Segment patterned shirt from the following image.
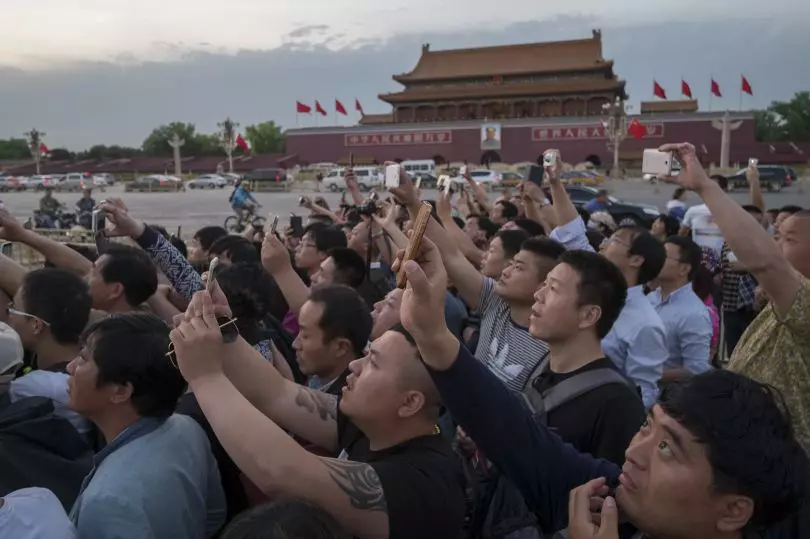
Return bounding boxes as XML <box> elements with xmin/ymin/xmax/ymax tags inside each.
<box><xmin>720</xmin><ymin>242</ymin><xmax>757</xmax><ymax>311</ymax></box>
<box><xmin>728</xmin><ymin>276</ymin><xmax>810</xmax><ymax>452</ymax></box>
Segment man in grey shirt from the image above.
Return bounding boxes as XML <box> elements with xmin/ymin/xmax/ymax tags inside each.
<box><xmin>67</xmin><ymin>313</ymin><xmax>225</xmax><ymax>539</ymax></box>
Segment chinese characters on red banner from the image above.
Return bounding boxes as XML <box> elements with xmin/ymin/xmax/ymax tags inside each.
<box><xmin>531</xmin><ymin>123</ymin><xmax>665</xmax><ymax>141</ymax></box>
<box><xmin>345</xmin><ymin>131</ymin><xmax>453</xmax><ymax>147</ymax></box>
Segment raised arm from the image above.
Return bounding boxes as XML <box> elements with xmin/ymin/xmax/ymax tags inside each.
<box><xmin>172</xmin><ymin>313</ymin><xmax>387</xmax><ymax>538</ymax></box>
<box><xmin>0</xmin><ymin>253</ymin><xmax>26</xmax><ymax>297</ymax></box>
<box><xmin>0</xmin><ymin>209</ymin><xmax>92</xmax><ymax>276</ymax></box>
<box><xmin>260</xmin><ymin>232</ymin><xmax>311</xmax><ymax>317</ymax></box>
<box><xmin>662</xmin><ymin>143</ymin><xmax>801</xmax><ymax>317</ymax></box>
<box><xmin>434</xmin><ymin>192</ymin><xmax>486</xmax><ymax>267</ymax></box>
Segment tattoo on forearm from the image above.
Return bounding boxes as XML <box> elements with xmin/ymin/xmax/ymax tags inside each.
<box><xmin>294</xmin><ymin>388</ymin><xmax>337</xmax><ymax>421</ymax></box>
<box><xmin>322</xmin><ymin>459</ymin><xmax>388</xmax><ymax>512</ymax></box>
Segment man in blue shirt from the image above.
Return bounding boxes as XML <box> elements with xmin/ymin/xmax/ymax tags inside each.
<box><xmin>583</xmin><ymin>189</ymin><xmax>610</xmax><ymax>213</ymax></box>
<box><xmin>395</xmin><ymin>235</ymin><xmax>807</xmax><ymax>539</ymax></box>
<box><xmin>67</xmin><ymin>313</ymin><xmax>226</xmax><ymax>539</ymax></box>
<box><xmin>230</xmin><ymin>182</ymin><xmax>259</xmax><ymax>222</ymax></box>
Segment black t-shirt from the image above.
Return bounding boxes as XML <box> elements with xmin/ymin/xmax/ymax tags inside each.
<box><xmin>337</xmin><ymin>407</ymin><xmax>466</xmax><ymax>539</ymax></box>
<box><xmin>533</xmin><ymin>358</ymin><xmax>645</xmax><ymax>465</ymax></box>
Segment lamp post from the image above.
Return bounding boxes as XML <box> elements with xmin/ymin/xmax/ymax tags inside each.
<box><xmin>168</xmin><ymin>134</ymin><xmax>185</xmax><ymax>177</ymax></box>
<box><xmin>602</xmin><ymin>97</ymin><xmax>630</xmax><ymax>180</ymax></box>
<box><xmin>218</xmin><ymin>118</ymin><xmax>239</xmax><ymax>173</ymax></box>
<box><xmin>25</xmin><ymin>128</ymin><xmax>46</xmax><ymax>175</ymax></box>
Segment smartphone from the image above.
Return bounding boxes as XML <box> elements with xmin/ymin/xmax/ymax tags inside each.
<box><xmin>290</xmin><ymin>214</ymin><xmax>304</xmax><ymax>237</ymax></box>
<box><xmin>91</xmin><ymin>209</ymin><xmax>105</xmax><ymax>235</ymax></box>
<box><xmin>748</xmin><ymin>158</ymin><xmax>759</xmax><ymax>168</ymax></box>
<box><xmin>176</xmin><ymin>226</ymin><xmax>182</xmax><ymax>238</ymax></box>
<box><xmin>727</xmin><ymin>251</ymin><xmax>738</xmax><ymax>263</ymax></box>
<box><xmin>642</xmin><ymin>149</ymin><xmax>675</xmax><ymax>177</ymax></box>
<box><xmin>269</xmin><ymin>215</ymin><xmax>279</xmax><ymax>235</ymax></box>
<box><xmin>459</xmin><ymin>165</ymin><xmax>468</xmax><ymax>177</ymax></box>
<box><xmin>396</xmin><ymin>201</ymin><xmax>432</xmax><ymax>289</ymax></box>
<box><xmin>94</xmin><ymin>231</ymin><xmax>110</xmax><ymax>255</ymax></box>
<box><xmin>384</xmin><ymin>164</ymin><xmax>401</xmax><ymax>189</ymax></box>
<box><xmin>528</xmin><ymin>165</ymin><xmax>544</xmax><ymax>187</ymax></box>
<box><xmin>207</xmin><ymin>257</ymin><xmax>220</xmax><ymax>292</ymax></box>
<box><xmin>543</xmin><ymin>150</ymin><xmax>558</xmax><ymax>167</ymax></box>
<box><xmin>414</xmin><ymin>177</ymin><xmax>422</xmax><ymax>190</ymax></box>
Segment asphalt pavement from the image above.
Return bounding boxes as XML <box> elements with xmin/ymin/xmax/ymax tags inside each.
<box><xmin>2</xmin><ymin>180</ymin><xmax>807</xmax><ymax>237</ymax></box>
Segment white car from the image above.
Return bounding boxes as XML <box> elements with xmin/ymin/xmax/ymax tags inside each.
<box><xmin>323</xmin><ymin>167</ymin><xmax>383</xmax><ymax>192</ymax></box>
<box><xmin>187</xmin><ymin>174</ymin><xmax>228</xmax><ymax>189</ymax></box>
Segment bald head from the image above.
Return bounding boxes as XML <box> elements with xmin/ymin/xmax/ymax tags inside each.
<box><xmin>778</xmin><ymin>211</ymin><xmax>810</xmax><ymax>279</ymax></box>
<box><xmin>388</xmin><ymin>327</ymin><xmax>442</xmax><ymax>417</ymax></box>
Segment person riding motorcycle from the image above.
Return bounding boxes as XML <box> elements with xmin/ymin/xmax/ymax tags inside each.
<box><xmin>37</xmin><ymin>188</ymin><xmax>62</xmax><ymax>228</ymax></box>
<box><xmin>229</xmin><ymin>181</ymin><xmax>259</xmax><ymax>222</ymax></box>
<box><xmin>75</xmin><ymin>187</ymin><xmax>96</xmax><ymax>229</ymax></box>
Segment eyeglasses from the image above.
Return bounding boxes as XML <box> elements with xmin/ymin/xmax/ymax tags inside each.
<box><xmin>165</xmin><ymin>317</ymin><xmax>239</xmax><ymax>369</ymax></box>
<box><xmin>5</xmin><ymin>303</ymin><xmax>51</xmax><ymax>326</ymax></box>
<box><xmin>601</xmin><ymin>236</ymin><xmax>631</xmax><ymax>249</ymax></box>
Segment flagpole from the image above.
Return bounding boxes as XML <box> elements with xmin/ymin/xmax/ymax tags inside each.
<box><xmin>709</xmin><ymin>75</ymin><xmax>713</xmax><ymax>112</ymax></box>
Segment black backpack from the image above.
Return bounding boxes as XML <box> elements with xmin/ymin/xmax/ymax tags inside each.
<box><xmin>464</xmin><ymin>355</ymin><xmax>637</xmax><ymax>539</ymax></box>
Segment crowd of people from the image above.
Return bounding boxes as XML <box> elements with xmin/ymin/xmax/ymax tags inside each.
<box><xmin>0</xmin><ymin>141</ymin><xmax>808</xmax><ymax>539</ymax></box>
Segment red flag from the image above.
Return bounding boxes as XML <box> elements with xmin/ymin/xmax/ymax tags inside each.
<box><xmin>681</xmin><ymin>80</ymin><xmax>693</xmax><ymax>99</ymax></box>
<box><xmin>653</xmin><ymin>80</ymin><xmax>667</xmax><ymax>100</ymax></box>
<box><xmin>39</xmin><ymin>143</ymin><xmax>50</xmax><ymax>154</ymax></box>
<box><xmin>296</xmin><ymin>101</ymin><xmax>312</xmax><ymax>114</ymax></box>
<box><xmin>711</xmin><ymin>79</ymin><xmax>722</xmax><ymax>98</ymax></box>
<box><xmin>741</xmin><ymin>75</ymin><xmax>753</xmax><ymax>96</ymax></box>
<box><xmin>627</xmin><ymin>118</ymin><xmax>648</xmax><ymax>140</ymax></box>
<box><xmin>335</xmin><ymin>99</ymin><xmax>347</xmax><ymax>116</ymax></box>
<box><xmin>355</xmin><ymin>98</ymin><xmax>364</xmax><ymax>115</ymax></box>
<box><xmin>235</xmin><ymin>134</ymin><xmax>249</xmax><ymax>152</ymax></box>
<box><xmin>315</xmin><ymin>101</ymin><xmax>327</xmax><ymax>116</ymax></box>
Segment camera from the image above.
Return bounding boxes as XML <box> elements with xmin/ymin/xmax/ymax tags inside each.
<box><xmin>357</xmin><ymin>200</ymin><xmax>378</xmax><ymax>217</ymax></box>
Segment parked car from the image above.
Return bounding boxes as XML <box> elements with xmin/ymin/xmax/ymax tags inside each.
<box><xmin>219</xmin><ymin>172</ymin><xmax>241</xmax><ymax>185</ymax></box>
<box><xmin>323</xmin><ymin>167</ymin><xmax>383</xmax><ymax>192</ymax></box>
<box><xmin>243</xmin><ymin>168</ymin><xmax>288</xmax><ymax>183</ymax></box>
<box><xmin>727</xmin><ymin>165</ymin><xmax>797</xmax><ymax>192</ymax></box>
<box><xmin>0</xmin><ymin>175</ymin><xmax>26</xmax><ymax>192</ymax></box>
<box><xmin>57</xmin><ymin>173</ymin><xmax>94</xmax><ymax>191</ymax></box>
<box><xmin>500</xmin><ymin>171</ymin><xmax>524</xmax><ymax>188</ymax></box>
<box><xmin>129</xmin><ymin>175</ymin><xmax>183</xmax><ymax>191</ymax></box>
<box><xmin>545</xmin><ymin>184</ymin><xmax>661</xmax><ymax>228</ymax></box>
<box><xmin>93</xmin><ymin>173</ymin><xmax>117</xmax><ymax>186</ymax></box>
<box><xmin>468</xmin><ymin>169</ymin><xmax>502</xmax><ymax>186</ymax></box>
<box><xmin>187</xmin><ymin>174</ymin><xmax>228</xmax><ymax>189</ymax></box>
<box><xmin>561</xmin><ymin>170</ymin><xmax>606</xmax><ymax>186</ymax></box>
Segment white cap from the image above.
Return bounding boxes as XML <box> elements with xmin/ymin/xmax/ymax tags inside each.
<box><xmin>0</xmin><ymin>322</ymin><xmax>24</xmax><ymax>376</ymax></box>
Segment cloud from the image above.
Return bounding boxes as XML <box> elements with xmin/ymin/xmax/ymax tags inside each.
<box><xmin>0</xmin><ymin>15</ymin><xmax>807</xmax><ymax>151</ymax></box>
<box><xmin>287</xmin><ymin>25</ymin><xmax>331</xmax><ymax>39</ymax></box>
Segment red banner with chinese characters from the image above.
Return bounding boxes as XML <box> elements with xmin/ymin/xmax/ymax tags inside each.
<box><xmin>345</xmin><ymin>131</ymin><xmax>453</xmax><ymax>147</ymax></box>
<box><xmin>532</xmin><ymin>123</ymin><xmax>664</xmax><ymax>142</ymax></box>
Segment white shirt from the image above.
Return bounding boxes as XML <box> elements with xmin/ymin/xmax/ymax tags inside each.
<box><xmin>682</xmin><ymin>204</ymin><xmax>724</xmax><ymax>254</ymax></box>
<box><xmin>666</xmin><ymin>199</ymin><xmax>686</xmax><ymax>212</ymax></box>
<box><xmin>0</xmin><ymin>488</ymin><xmax>76</xmax><ymax>539</ymax></box>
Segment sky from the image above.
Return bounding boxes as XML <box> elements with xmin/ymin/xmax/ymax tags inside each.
<box><xmin>1</xmin><ymin>0</ymin><xmax>809</xmax><ymax>150</ymax></box>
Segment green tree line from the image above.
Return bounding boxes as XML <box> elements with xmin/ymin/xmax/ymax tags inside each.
<box><xmin>754</xmin><ymin>92</ymin><xmax>810</xmax><ymax>142</ymax></box>
<box><xmin>0</xmin><ymin>121</ymin><xmax>285</xmax><ymax>160</ymax></box>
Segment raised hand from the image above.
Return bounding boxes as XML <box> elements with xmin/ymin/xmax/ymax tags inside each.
<box><xmin>169</xmin><ymin>291</ymin><xmax>226</xmax><ymax>383</ymax></box>
<box><xmin>388</xmin><ymin>165</ymin><xmax>420</xmax><ymax>209</ymax></box>
<box><xmin>261</xmin><ymin>231</ymin><xmax>294</xmax><ymax>276</ymax></box>
<box><xmin>657</xmin><ymin>143</ymin><xmax>713</xmax><ymax>193</ymax></box>
<box><xmin>543</xmin><ymin>148</ymin><xmax>562</xmax><ymax>185</ymax></box>
<box><xmin>0</xmin><ymin>207</ymin><xmax>26</xmax><ymax>241</ymax></box>
<box><xmin>97</xmin><ymin>198</ymin><xmax>146</xmax><ymax>238</ymax></box>
<box><xmin>391</xmin><ymin>235</ymin><xmax>448</xmax><ymax>341</ymax></box>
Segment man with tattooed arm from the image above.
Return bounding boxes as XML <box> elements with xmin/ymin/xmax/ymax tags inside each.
<box><xmin>169</xmin><ymin>284</ymin><xmax>465</xmax><ymax>539</ymax></box>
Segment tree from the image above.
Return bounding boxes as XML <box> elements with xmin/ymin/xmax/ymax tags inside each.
<box><xmin>0</xmin><ymin>138</ymin><xmax>31</xmax><ymax>160</ymax></box>
<box><xmin>753</xmin><ymin>92</ymin><xmax>810</xmax><ymax>142</ymax></box>
<box><xmin>142</xmin><ymin>122</ymin><xmax>200</xmax><ymax>156</ymax></box>
<box><xmin>245</xmin><ymin>121</ymin><xmax>286</xmax><ymax>154</ymax></box>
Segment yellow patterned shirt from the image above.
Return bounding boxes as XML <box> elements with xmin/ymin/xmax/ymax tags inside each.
<box><xmin>729</xmin><ymin>276</ymin><xmax>810</xmax><ymax>452</ymax></box>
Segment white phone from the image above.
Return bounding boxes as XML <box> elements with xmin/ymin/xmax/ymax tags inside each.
<box><xmin>91</xmin><ymin>209</ymin><xmax>104</xmax><ymax>235</ymax></box>
<box><xmin>384</xmin><ymin>164</ymin><xmax>401</xmax><ymax>189</ymax></box>
<box><xmin>414</xmin><ymin>177</ymin><xmax>422</xmax><ymax>190</ymax></box>
<box><xmin>642</xmin><ymin>149</ymin><xmax>675</xmax><ymax>177</ymax></box>
<box><xmin>748</xmin><ymin>158</ymin><xmax>758</xmax><ymax>168</ymax></box>
<box><xmin>459</xmin><ymin>165</ymin><xmax>468</xmax><ymax>177</ymax></box>
<box><xmin>543</xmin><ymin>150</ymin><xmax>558</xmax><ymax>167</ymax></box>
<box><xmin>437</xmin><ymin>175</ymin><xmax>451</xmax><ymax>194</ymax></box>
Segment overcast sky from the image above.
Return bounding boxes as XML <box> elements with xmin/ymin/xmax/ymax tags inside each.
<box><xmin>2</xmin><ymin>0</ymin><xmax>809</xmax><ymax>150</ymax></box>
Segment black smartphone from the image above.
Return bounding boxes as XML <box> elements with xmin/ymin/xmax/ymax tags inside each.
<box><xmin>290</xmin><ymin>214</ymin><xmax>304</xmax><ymax>237</ymax></box>
<box><xmin>528</xmin><ymin>165</ymin><xmax>544</xmax><ymax>187</ymax></box>
<box><xmin>95</xmin><ymin>231</ymin><xmax>110</xmax><ymax>255</ymax></box>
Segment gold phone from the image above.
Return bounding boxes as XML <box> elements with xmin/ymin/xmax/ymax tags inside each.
<box><xmin>207</xmin><ymin>257</ymin><xmax>220</xmax><ymax>292</ymax></box>
<box><xmin>396</xmin><ymin>201</ymin><xmax>432</xmax><ymax>289</ymax></box>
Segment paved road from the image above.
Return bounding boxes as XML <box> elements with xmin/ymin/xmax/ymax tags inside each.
<box><xmin>2</xmin><ymin>180</ymin><xmax>807</xmax><ymax>236</ymax></box>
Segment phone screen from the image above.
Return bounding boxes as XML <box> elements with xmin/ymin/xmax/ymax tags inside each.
<box><xmin>528</xmin><ymin>165</ymin><xmax>544</xmax><ymax>187</ymax></box>
<box><xmin>290</xmin><ymin>215</ymin><xmax>304</xmax><ymax>237</ymax></box>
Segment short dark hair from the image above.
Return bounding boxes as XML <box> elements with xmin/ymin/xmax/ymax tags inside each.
<box><xmin>521</xmin><ymin>237</ymin><xmax>566</xmax><ymax>266</ymax></box>
<box><xmin>99</xmin><ymin>245</ymin><xmax>158</xmax><ymax>307</ymax></box>
<box><xmin>779</xmin><ymin>205</ymin><xmax>804</xmax><ymax>216</ymax></box>
<box><xmin>21</xmin><ymin>268</ymin><xmax>92</xmax><ymax>345</ymax></box>
<box><xmin>327</xmin><ymin>247</ymin><xmax>367</xmax><ymax>289</ymax></box>
<box><xmin>194</xmin><ymin>226</ymin><xmax>228</xmax><ymax>252</ymax></box>
<box><xmin>490</xmin><ymin>229</ymin><xmax>527</xmax><ymax>260</ymax></box>
<box><xmin>209</xmin><ymin>235</ymin><xmax>260</xmax><ymax>265</ymax></box>
<box><xmin>512</xmin><ymin>218</ymin><xmax>546</xmax><ymax>237</ymax></box>
<box><xmin>559</xmin><ymin>250</ymin><xmax>627</xmax><ymax>339</ymax></box>
<box><xmin>659</xmin><ymin>371</ymin><xmax>808</xmax><ymax>529</ymax></box>
<box><xmin>305</xmin><ymin>223</ymin><xmax>348</xmax><ymax>254</ymax></box>
<box><xmin>620</xmin><ymin>225</ymin><xmax>667</xmax><ymax>286</ymax></box>
<box><xmin>308</xmin><ymin>285</ymin><xmax>372</xmax><ymax>358</ymax></box>
<box><xmin>215</xmin><ymin>263</ymin><xmax>278</xmax><ymax>324</ymax></box>
<box><xmin>82</xmin><ymin>312</ymin><xmax>186</xmax><ymax>418</ymax></box>
<box><xmin>672</xmin><ymin>187</ymin><xmax>686</xmax><ymax>200</ymax></box>
<box><xmin>468</xmin><ymin>215</ymin><xmax>499</xmax><ymax>239</ymax></box>
<box><xmin>691</xmin><ymin>264</ymin><xmax>714</xmax><ymax>302</ymax></box>
<box><xmin>656</xmin><ymin>215</ymin><xmax>681</xmax><ymax>238</ymax></box>
<box><xmin>220</xmin><ymin>498</ymin><xmax>351</xmax><ymax>539</ymax></box>
<box><xmin>741</xmin><ymin>204</ymin><xmax>764</xmax><ymax>216</ymax></box>
<box><xmin>496</xmin><ymin>200</ymin><xmax>519</xmax><ymax>220</ymax></box>
<box><xmin>665</xmin><ymin>236</ymin><xmax>703</xmax><ymax>281</ymax></box>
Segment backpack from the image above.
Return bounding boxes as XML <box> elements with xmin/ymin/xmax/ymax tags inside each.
<box><xmin>464</xmin><ymin>355</ymin><xmax>636</xmax><ymax>539</ymax></box>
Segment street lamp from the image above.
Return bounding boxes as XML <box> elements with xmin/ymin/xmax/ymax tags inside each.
<box><xmin>601</xmin><ymin>97</ymin><xmax>631</xmax><ymax>180</ymax></box>
<box><xmin>25</xmin><ymin>128</ymin><xmax>46</xmax><ymax>175</ymax></box>
<box><xmin>218</xmin><ymin>118</ymin><xmax>239</xmax><ymax>173</ymax></box>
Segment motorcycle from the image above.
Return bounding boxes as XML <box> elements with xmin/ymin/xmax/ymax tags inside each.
<box><xmin>33</xmin><ymin>207</ymin><xmax>78</xmax><ymax>230</ymax></box>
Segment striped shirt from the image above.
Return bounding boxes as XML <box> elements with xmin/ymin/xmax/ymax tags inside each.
<box><xmin>473</xmin><ymin>277</ymin><xmax>550</xmax><ymax>393</ymax></box>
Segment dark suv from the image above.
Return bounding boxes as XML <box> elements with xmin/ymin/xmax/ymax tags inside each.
<box><xmin>244</xmin><ymin>168</ymin><xmax>288</xmax><ymax>182</ymax></box>
<box><xmin>727</xmin><ymin>165</ymin><xmax>797</xmax><ymax>192</ymax></box>
<box><xmin>545</xmin><ymin>185</ymin><xmax>661</xmax><ymax>228</ymax></box>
